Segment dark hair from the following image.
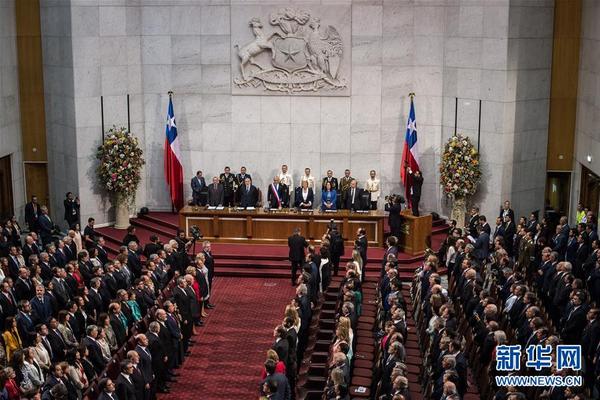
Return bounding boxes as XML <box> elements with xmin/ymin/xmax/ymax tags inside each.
<box><xmin>264</xmin><ymin>359</ymin><xmax>277</xmax><ymax>375</ymax></box>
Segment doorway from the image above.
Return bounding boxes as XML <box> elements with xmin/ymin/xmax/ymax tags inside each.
<box><xmin>0</xmin><ymin>155</ymin><xmax>14</xmax><ymax>221</ymax></box>
<box><xmin>580</xmin><ymin>165</ymin><xmax>600</xmax><ymax>219</ymax></box>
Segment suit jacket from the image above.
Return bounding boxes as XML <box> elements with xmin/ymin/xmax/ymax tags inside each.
<box><xmin>127</xmin><ymin>250</ymin><xmax>142</xmax><ymax>278</ymax></box>
<box><xmin>267</xmin><ymin>183</ymin><xmax>289</xmax><ymax>208</ymax></box>
<box><xmin>25</xmin><ymin>202</ymin><xmax>40</xmax><ymax>230</ymax></box>
<box><xmin>31</xmin><ymin>296</ymin><xmax>53</xmax><ymax>324</ymax></box>
<box><xmin>47</xmin><ymin>329</ymin><xmax>66</xmax><ymax>361</ymax></box>
<box><xmin>239</xmin><ymin>184</ymin><xmax>258</xmax><ymax>207</ymax></box>
<box><xmin>288</xmin><ymin>234</ymin><xmax>308</xmax><ymax>262</ymax></box>
<box><xmin>356</xmin><ymin>235</ymin><xmax>368</xmax><ymax>265</ymax></box>
<box><xmin>207</xmin><ymin>183</ymin><xmax>224</xmax><ymax>206</ymax></box>
<box><xmin>0</xmin><ymin>291</ymin><xmax>17</xmax><ymax>317</ymax></box>
<box><xmin>135</xmin><ymin>345</ymin><xmax>154</xmax><ymax>384</ymax></box>
<box><xmin>191</xmin><ymin>176</ymin><xmax>206</xmax><ymax>196</ymax></box>
<box><xmin>581</xmin><ymin>319</ymin><xmax>600</xmax><ymax>360</ymax></box>
<box><xmin>172</xmin><ymin>286</ymin><xmax>193</xmax><ymax>322</ymax></box>
<box><xmin>14</xmin><ymin>278</ymin><xmax>35</xmax><ymax>301</ymax></box>
<box><xmin>63</xmin><ymin>199</ymin><xmax>80</xmax><ymax>224</ymax></box>
<box><xmin>16</xmin><ymin>311</ymin><xmax>36</xmax><ymax>346</ymax></box>
<box><xmin>38</xmin><ymin>214</ymin><xmax>55</xmax><ymax>242</ymax></box>
<box><xmin>146</xmin><ymin>333</ymin><xmax>166</xmax><ymax>375</ymax></box>
<box><xmin>344</xmin><ymin>187</ymin><xmax>364</xmax><ymax>210</ymax></box>
<box><xmin>294</xmin><ymin>188</ymin><xmax>314</xmax><ymax>209</ymax></box>
<box><xmin>561</xmin><ymin>304</ymin><xmax>589</xmax><ymax>344</ymax></box>
<box><xmin>272</xmin><ymin>339</ymin><xmax>289</xmax><ymax>369</ymax></box>
<box><xmin>263</xmin><ymin>373</ymin><xmax>291</xmax><ymax>400</ymax></box>
<box><xmin>130</xmin><ymin>368</ymin><xmax>145</xmax><ymax>400</ymax></box>
<box><xmin>115</xmin><ymin>374</ymin><xmax>136</xmax><ymax>400</ymax></box>
<box><xmin>110</xmin><ymin>314</ymin><xmax>128</xmax><ymax>346</ymax></box>
<box><xmin>473</xmin><ymin>232</ymin><xmax>490</xmax><ymax>261</ymax></box>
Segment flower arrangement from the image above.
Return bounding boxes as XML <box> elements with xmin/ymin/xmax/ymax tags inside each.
<box><xmin>439</xmin><ymin>134</ymin><xmax>481</xmax><ymax>197</ymax></box>
<box><xmin>96</xmin><ymin>126</ymin><xmax>145</xmax><ymax>204</ymax></box>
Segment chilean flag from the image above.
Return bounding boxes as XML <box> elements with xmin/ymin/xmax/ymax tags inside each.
<box><xmin>401</xmin><ymin>98</ymin><xmax>419</xmax><ymax>208</ymax></box>
<box><xmin>164</xmin><ymin>97</ymin><xmax>184</xmax><ymax>210</ymax></box>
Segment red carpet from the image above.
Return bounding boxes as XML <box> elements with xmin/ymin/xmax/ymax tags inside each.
<box><xmin>158</xmin><ymin>277</ymin><xmax>295</xmax><ymax>400</ymax></box>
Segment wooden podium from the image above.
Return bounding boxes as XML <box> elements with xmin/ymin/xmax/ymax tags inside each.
<box><xmin>398</xmin><ymin>210</ymin><xmax>432</xmax><ymax>256</ymax></box>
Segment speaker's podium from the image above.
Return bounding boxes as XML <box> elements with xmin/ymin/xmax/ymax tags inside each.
<box><xmin>398</xmin><ymin>210</ymin><xmax>432</xmax><ymax>256</ymax></box>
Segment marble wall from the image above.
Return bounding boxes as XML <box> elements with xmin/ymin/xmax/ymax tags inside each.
<box><xmin>38</xmin><ymin>0</ymin><xmax>555</xmax><ymax>226</ymax></box>
<box><xmin>0</xmin><ymin>0</ymin><xmax>25</xmax><ymax>220</ymax></box>
<box><xmin>573</xmin><ymin>0</ymin><xmax>600</xmax><ymax>218</ymax></box>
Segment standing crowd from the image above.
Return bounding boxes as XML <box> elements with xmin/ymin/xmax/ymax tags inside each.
<box><xmin>259</xmin><ymin>225</ymin><xmax>369</xmax><ymax>400</ymax></box>
<box><xmin>0</xmin><ymin>194</ymin><xmax>216</xmax><ymax>400</ymax></box>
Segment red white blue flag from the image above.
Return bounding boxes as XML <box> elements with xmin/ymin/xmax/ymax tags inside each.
<box><xmin>401</xmin><ymin>98</ymin><xmax>419</xmax><ymax>207</ymax></box>
<box><xmin>164</xmin><ymin>97</ymin><xmax>184</xmax><ymax>210</ymax></box>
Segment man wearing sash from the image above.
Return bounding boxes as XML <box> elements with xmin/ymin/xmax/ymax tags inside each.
<box><xmin>267</xmin><ymin>176</ymin><xmax>289</xmax><ymax>209</ymax></box>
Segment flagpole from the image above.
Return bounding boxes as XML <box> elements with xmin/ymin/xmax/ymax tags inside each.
<box><xmin>168</xmin><ymin>91</ymin><xmax>175</xmax><ymax>213</ymax></box>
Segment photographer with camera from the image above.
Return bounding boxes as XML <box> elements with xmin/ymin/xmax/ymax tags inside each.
<box><xmin>385</xmin><ymin>194</ymin><xmax>405</xmax><ymax>239</ymax></box>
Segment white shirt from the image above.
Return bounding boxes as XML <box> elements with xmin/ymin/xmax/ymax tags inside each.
<box><xmin>278</xmin><ymin>172</ymin><xmax>293</xmax><ymax>193</ymax></box>
<box><xmin>301</xmin><ymin>175</ymin><xmax>315</xmax><ymax>191</ymax></box>
<box><xmin>365</xmin><ymin>177</ymin><xmax>381</xmax><ymax>200</ymax></box>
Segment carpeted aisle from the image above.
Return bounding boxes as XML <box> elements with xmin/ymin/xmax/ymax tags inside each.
<box><xmin>159</xmin><ymin>276</ymin><xmax>296</xmax><ymax>400</ymax></box>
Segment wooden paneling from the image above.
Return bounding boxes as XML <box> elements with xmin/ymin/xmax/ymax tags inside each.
<box><xmin>0</xmin><ymin>156</ymin><xmax>14</xmax><ymax>220</ymax></box>
<box><xmin>16</xmin><ymin>0</ymin><xmax>50</xmax><ymax>212</ymax></box>
<box><xmin>24</xmin><ymin>163</ymin><xmax>49</xmax><ymax>207</ymax></box>
<box><xmin>546</xmin><ymin>0</ymin><xmax>582</xmax><ymax>171</ymax></box>
<box><xmin>399</xmin><ymin>210</ymin><xmax>432</xmax><ymax>256</ymax></box>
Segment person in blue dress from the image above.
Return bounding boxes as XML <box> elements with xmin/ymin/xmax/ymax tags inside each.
<box><xmin>321</xmin><ymin>181</ymin><xmax>337</xmax><ymax>211</ymax></box>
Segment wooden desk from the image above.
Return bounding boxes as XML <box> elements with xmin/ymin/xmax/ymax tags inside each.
<box><xmin>398</xmin><ymin>210</ymin><xmax>432</xmax><ymax>256</ymax></box>
<box><xmin>178</xmin><ymin>207</ymin><xmax>386</xmax><ymax>246</ymax></box>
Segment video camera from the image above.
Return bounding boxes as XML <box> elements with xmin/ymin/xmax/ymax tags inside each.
<box><xmin>190</xmin><ymin>225</ymin><xmax>203</xmax><ymax>241</ymax></box>
<box><xmin>385</xmin><ymin>194</ymin><xmax>406</xmax><ymax>204</ymax></box>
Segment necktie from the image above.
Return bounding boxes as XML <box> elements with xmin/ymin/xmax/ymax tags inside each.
<box><xmin>351</xmin><ymin>189</ymin><xmax>355</xmax><ymax>202</ymax></box>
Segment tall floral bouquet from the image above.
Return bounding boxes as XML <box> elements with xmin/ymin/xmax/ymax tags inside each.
<box><xmin>439</xmin><ymin>134</ymin><xmax>481</xmax><ymax>197</ymax></box>
<box><xmin>96</xmin><ymin>126</ymin><xmax>145</xmax><ymax>204</ymax></box>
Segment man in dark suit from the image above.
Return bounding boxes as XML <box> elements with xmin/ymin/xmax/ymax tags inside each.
<box><xmin>134</xmin><ymin>334</ymin><xmax>154</xmax><ymax>399</ymax></box>
<box><xmin>82</xmin><ymin>325</ymin><xmax>106</xmax><ymax>373</ymax></box>
<box><xmin>202</xmin><ymin>241</ymin><xmax>215</xmax><ymax>290</ymax></box>
<box><xmin>468</xmin><ymin>207</ymin><xmax>480</xmax><ymax>237</ymax></box>
<box><xmin>96</xmin><ymin>378</ymin><xmax>118</xmax><ymax>400</ymax></box>
<box><xmin>110</xmin><ymin>303</ymin><xmax>128</xmax><ymax>347</ymax></box>
<box><xmin>38</xmin><ymin>206</ymin><xmax>55</xmax><ymax>247</ymax></box>
<box><xmin>238</xmin><ymin>177</ymin><xmax>258</xmax><ymax>207</ymax></box>
<box><xmin>63</xmin><ymin>192</ymin><xmax>80</xmax><ymax>229</ymax></box>
<box><xmin>344</xmin><ymin>179</ymin><xmax>363</xmax><ymax>211</ymax></box>
<box><xmin>47</xmin><ymin>317</ymin><xmax>67</xmax><ymax>361</ymax></box>
<box><xmin>207</xmin><ymin>176</ymin><xmax>224</xmax><ymax>206</ymax></box>
<box><xmin>147</xmin><ymin>321</ymin><xmax>169</xmax><ymax>393</ymax></box>
<box><xmin>0</xmin><ymin>281</ymin><xmax>17</xmax><ymax>322</ymax></box>
<box><xmin>171</xmin><ymin>279</ymin><xmax>193</xmax><ymax>350</ymax></box>
<box><xmin>191</xmin><ymin>170</ymin><xmax>207</xmax><ymax>206</ymax></box>
<box><xmin>24</xmin><ymin>195</ymin><xmax>40</xmax><ymax>232</ymax></box>
<box><xmin>355</xmin><ymin>228</ymin><xmax>368</xmax><ymax>269</ymax></box>
<box><xmin>16</xmin><ymin>300</ymin><xmax>36</xmax><ymax>346</ymax></box>
<box><xmin>115</xmin><ymin>361</ymin><xmax>137</xmax><ymax>400</ymax></box>
<box><xmin>267</xmin><ymin>176</ymin><xmax>288</xmax><ymax>209</ymax></box>
<box><xmin>143</xmin><ymin>235</ymin><xmax>162</xmax><ymax>259</ymax></box>
<box><xmin>499</xmin><ymin>200</ymin><xmax>515</xmax><ymax>222</ymax></box>
<box><xmin>31</xmin><ymin>284</ymin><xmax>53</xmax><ymax>324</ymax></box>
<box><xmin>14</xmin><ymin>268</ymin><xmax>35</xmax><ymax>301</ymax></box>
<box><xmin>473</xmin><ymin>227</ymin><xmax>490</xmax><ymax>264</ymax></box>
<box><xmin>127</xmin><ymin>351</ymin><xmax>147</xmax><ymax>400</ymax></box>
<box><xmin>581</xmin><ymin>308</ymin><xmax>600</xmax><ymax>391</ymax></box>
<box><xmin>560</xmin><ymin>291</ymin><xmax>589</xmax><ymax>344</ymax></box>
<box><xmin>127</xmin><ymin>243</ymin><xmax>142</xmax><ymax>278</ymax></box>
<box><xmin>271</xmin><ymin>325</ymin><xmax>289</xmax><ymax>371</ymax></box>
<box><xmin>407</xmin><ymin>167</ymin><xmax>424</xmax><ymax>217</ymax></box>
<box><xmin>385</xmin><ymin>196</ymin><xmax>404</xmax><ymax>239</ymax></box>
<box><xmin>219</xmin><ymin>166</ymin><xmax>238</xmax><ymax>207</ymax></box>
<box><xmin>262</xmin><ymin>359</ymin><xmax>291</xmax><ymax>400</ymax></box>
<box><xmin>288</xmin><ymin>228</ymin><xmax>308</xmax><ymax>285</ymax></box>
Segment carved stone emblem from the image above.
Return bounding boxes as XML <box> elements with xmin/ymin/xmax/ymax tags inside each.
<box><xmin>232</xmin><ymin>8</ymin><xmax>349</xmax><ymax>95</ymax></box>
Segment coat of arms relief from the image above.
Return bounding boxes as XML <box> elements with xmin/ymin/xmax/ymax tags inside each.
<box><xmin>232</xmin><ymin>7</ymin><xmax>350</xmax><ymax>95</ymax></box>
